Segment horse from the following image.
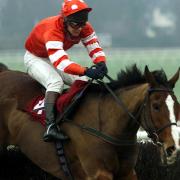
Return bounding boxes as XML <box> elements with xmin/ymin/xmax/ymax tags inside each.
<box><xmin>0</xmin><ymin>62</ymin><xmax>8</xmax><ymax>72</ymax></box>
<box><xmin>0</xmin><ymin>64</ymin><xmax>179</xmax><ymax>180</ymax></box>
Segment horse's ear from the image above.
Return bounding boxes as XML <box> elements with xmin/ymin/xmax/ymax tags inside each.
<box><xmin>144</xmin><ymin>65</ymin><xmax>157</xmax><ymax>87</ymax></box>
<box><xmin>168</xmin><ymin>68</ymin><xmax>180</xmax><ymax>89</ymax></box>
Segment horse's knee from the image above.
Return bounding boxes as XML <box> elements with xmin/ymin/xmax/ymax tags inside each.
<box><xmin>95</xmin><ymin>170</ymin><xmax>113</xmax><ymax>180</ymax></box>
<box><xmin>86</xmin><ymin>170</ymin><xmax>113</xmax><ymax>180</ymax></box>
<box><xmin>119</xmin><ymin>169</ymin><xmax>137</xmax><ymax>180</ymax></box>
<box><xmin>128</xmin><ymin>170</ymin><xmax>137</xmax><ymax>180</ymax></box>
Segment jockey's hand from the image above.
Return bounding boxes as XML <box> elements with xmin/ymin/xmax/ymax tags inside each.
<box><xmin>85</xmin><ymin>65</ymin><xmax>105</xmax><ymax>80</ymax></box>
<box><xmin>95</xmin><ymin>62</ymin><xmax>108</xmax><ymax>75</ymax></box>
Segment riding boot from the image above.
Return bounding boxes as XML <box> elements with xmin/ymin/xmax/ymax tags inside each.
<box><xmin>43</xmin><ymin>91</ymin><xmax>68</xmax><ymax>142</ymax></box>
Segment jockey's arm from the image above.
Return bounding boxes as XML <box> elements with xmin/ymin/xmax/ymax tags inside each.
<box><xmin>46</xmin><ymin>41</ymin><xmax>107</xmax><ymax>80</ymax></box>
<box><xmin>46</xmin><ymin>41</ymin><xmax>86</xmax><ymax>76</ymax></box>
<box><xmin>81</xmin><ymin>22</ymin><xmax>106</xmax><ymax>65</ymax></box>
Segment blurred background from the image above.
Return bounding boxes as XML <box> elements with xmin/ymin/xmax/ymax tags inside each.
<box><xmin>0</xmin><ymin>0</ymin><xmax>179</xmax><ymax>99</ymax></box>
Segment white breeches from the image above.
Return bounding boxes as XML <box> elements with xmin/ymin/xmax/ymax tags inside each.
<box><xmin>24</xmin><ymin>51</ymin><xmax>88</xmax><ymax>93</ymax></box>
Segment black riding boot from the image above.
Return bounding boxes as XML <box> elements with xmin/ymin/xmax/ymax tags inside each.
<box><xmin>43</xmin><ymin>91</ymin><xmax>68</xmax><ymax>142</ymax></box>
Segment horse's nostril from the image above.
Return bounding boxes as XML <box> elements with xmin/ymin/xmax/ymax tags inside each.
<box><xmin>166</xmin><ymin>146</ymin><xmax>176</xmax><ymax>157</ymax></box>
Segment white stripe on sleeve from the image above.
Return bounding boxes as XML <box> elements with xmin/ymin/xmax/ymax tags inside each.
<box><xmin>86</xmin><ymin>42</ymin><xmax>101</xmax><ymax>54</ymax></box>
<box><xmin>92</xmin><ymin>51</ymin><xmax>106</xmax><ymax>62</ymax></box>
<box><xmin>46</xmin><ymin>41</ymin><xmax>63</xmax><ymax>50</ymax></box>
<box><xmin>56</xmin><ymin>59</ymin><xmax>74</xmax><ymax>71</ymax></box>
<box><xmin>49</xmin><ymin>50</ymin><xmax>68</xmax><ymax>64</ymax></box>
<box><xmin>81</xmin><ymin>32</ymin><xmax>97</xmax><ymax>44</ymax></box>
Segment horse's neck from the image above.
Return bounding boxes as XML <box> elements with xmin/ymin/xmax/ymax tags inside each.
<box><xmin>100</xmin><ymin>83</ymin><xmax>149</xmax><ymax>137</ymax></box>
<box><xmin>118</xmin><ymin>83</ymin><xmax>149</xmax><ymax>112</ymax></box>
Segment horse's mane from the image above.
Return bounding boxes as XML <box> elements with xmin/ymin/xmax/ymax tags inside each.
<box><xmin>89</xmin><ymin>64</ymin><xmax>169</xmax><ymax>92</ymax></box>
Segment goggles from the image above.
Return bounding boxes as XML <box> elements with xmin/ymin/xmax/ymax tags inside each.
<box><xmin>68</xmin><ymin>21</ymin><xmax>86</xmax><ymax>29</ymax></box>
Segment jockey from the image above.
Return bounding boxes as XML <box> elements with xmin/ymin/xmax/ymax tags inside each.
<box><xmin>24</xmin><ymin>0</ymin><xmax>108</xmax><ymax>142</ymax></box>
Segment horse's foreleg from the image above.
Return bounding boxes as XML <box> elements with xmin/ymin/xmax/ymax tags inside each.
<box><xmin>75</xmin><ymin>145</ymin><xmax>118</xmax><ymax>180</ymax></box>
<box><xmin>95</xmin><ymin>170</ymin><xmax>113</xmax><ymax>180</ymax></box>
<box><xmin>79</xmin><ymin>156</ymin><xmax>116</xmax><ymax>180</ymax></box>
<box><xmin>86</xmin><ymin>169</ymin><xmax>113</xmax><ymax>180</ymax></box>
<box><xmin>118</xmin><ymin>169</ymin><xmax>137</xmax><ymax>180</ymax></box>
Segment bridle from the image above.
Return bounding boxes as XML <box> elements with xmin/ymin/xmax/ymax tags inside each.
<box><xmin>61</xmin><ymin>79</ymin><xmax>177</xmax><ymax>147</ymax></box>
<box><xmin>97</xmin><ymin>79</ymin><xmax>177</xmax><ymax>146</ymax></box>
<box><xmin>139</xmin><ymin>88</ymin><xmax>177</xmax><ymax>146</ymax></box>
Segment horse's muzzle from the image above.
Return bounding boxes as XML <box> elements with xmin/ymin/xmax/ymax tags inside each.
<box><xmin>160</xmin><ymin>145</ymin><xmax>178</xmax><ymax>165</ymax></box>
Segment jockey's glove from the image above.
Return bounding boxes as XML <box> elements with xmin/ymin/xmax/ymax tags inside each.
<box><xmin>85</xmin><ymin>62</ymin><xmax>108</xmax><ymax>80</ymax></box>
<box><xmin>95</xmin><ymin>62</ymin><xmax>108</xmax><ymax>75</ymax></box>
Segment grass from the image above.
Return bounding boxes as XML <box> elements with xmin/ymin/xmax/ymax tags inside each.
<box><xmin>0</xmin><ymin>48</ymin><xmax>179</xmax><ymax>100</ymax></box>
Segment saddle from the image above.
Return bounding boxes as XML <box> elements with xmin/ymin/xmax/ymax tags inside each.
<box><xmin>24</xmin><ymin>80</ymin><xmax>88</xmax><ymax>126</ymax></box>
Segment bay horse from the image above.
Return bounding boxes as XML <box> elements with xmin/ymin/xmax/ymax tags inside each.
<box><xmin>0</xmin><ymin>62</ymin><xmax>8</xmax><ymax>72</ymax></box>
<box><xmin>0</xmin><ymin>64</ymin><xmax>179</xmax><ymax>180</ymax></box>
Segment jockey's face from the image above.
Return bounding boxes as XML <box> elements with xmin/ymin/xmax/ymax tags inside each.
<box><xmin>66</xmin><ymin>22</ymin><xmax>86</xmax><ymax>37</ymax></box>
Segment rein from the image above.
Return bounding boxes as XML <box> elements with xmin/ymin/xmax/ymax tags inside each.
<box><xmin>61</xmin><ymin>79</ymin><xmax>137</xmax><ymax>146</ymax></box>
<box><xmin>61</xmin><ymin>75</ymin><xmax>177</xmax><ymax>147</ymax></box>
<box><xmin>97</xmin><ymin>79</ymin><xmax>139</xmax><ymax>122</ymax></box>
<box><xmin>64</xmin><ymin>119</ymin><xmax>137</xmax><ymax>146</ymax></box>
<box><xmin>100</xmin><ymin>80</ymin><xmax>177</xmax><ymax>146</ymax></box>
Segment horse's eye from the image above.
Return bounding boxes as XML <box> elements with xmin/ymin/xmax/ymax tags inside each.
<box><xmin>152</xmin><ymin>103</ymin><xmax>160</xmax><ymax>112</ymax></box>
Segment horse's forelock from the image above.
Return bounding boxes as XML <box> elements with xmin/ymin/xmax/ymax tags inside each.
<box><xmin>151</xmin><ymin>70</ymin><xmax>169</xmax><ymax>87</ymax></box>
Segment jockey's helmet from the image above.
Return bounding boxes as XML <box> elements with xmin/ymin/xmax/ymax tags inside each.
<box><xmin>61</xmin><ymin>0</ymin><xmax>92</xmax><ymax>25</ymax></box>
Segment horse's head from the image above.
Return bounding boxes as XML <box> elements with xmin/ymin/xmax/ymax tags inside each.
<box><xmin>142</xmin><ymin>66</ymin><xmax>180</xmax><ymax>165</ymax></box>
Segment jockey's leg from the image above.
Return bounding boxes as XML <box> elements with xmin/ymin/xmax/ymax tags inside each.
<box><xmin>43</xmin><ymin>91</ymin><xmax>68</xmax><ymax>142</ymax></box>
<box><xmin>57</xmin><ymin>69</ymin><xmax>88</xmax><ymax>86</ymax></box>
<box><xmin>24</xmin><ymin>51</ymin><xmax>68</xmax><ymax>141</ymax></box>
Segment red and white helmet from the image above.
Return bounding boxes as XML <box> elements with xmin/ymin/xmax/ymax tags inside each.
<box><xmin>61</xmin><ymin>0</ymin><xmax>92</xmax><ymax>17</ymax></box>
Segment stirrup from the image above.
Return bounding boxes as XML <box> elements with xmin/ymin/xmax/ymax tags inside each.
<box><xmin>43</xmin><ymin>124</ymin><xmax>69</xmax><ymax>142</ymax></box>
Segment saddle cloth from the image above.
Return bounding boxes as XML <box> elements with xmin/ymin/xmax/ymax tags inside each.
<box><xmin>24</xmin><ymin>80</ymin><xmax>87</xmax><ymax>126</ymax></box>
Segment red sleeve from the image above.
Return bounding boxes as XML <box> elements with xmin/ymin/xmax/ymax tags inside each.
<box><xmin>81</xmin><ymin>23</ymin><xmax>106</xmax><ymax>64</ymax></box>
<box><xmin>44</xmin><ymin>30</ymin><xmax>86</xmax><ymax>75</ymax></box>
